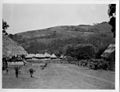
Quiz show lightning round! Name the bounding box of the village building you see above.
[3,34,27,58]
[3,34,28,67]
[50,53,57,59]
[101,44,115,71]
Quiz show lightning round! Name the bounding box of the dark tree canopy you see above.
[108,4,116,17]
[64,44,96,60]
[2,20,9,35]
[109,17,116,37]
[108,4,116,38]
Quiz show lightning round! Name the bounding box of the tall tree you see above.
[2,20,9,35]
[108,4,116,38]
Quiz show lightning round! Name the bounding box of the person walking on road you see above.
[6,67,9,74]
[29,68,35,78]
[14,67,19,78]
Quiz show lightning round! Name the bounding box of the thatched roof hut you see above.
[101,44,115,71]
[2,34,27,58]
[101,44,115,59]
[50,54,57,59]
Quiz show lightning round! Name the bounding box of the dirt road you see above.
[2,63,115,89]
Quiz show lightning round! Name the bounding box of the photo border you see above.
[0,0,119,92]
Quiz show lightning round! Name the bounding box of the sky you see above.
[3,4,109,34]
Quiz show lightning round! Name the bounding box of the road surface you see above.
[2,63,115,89]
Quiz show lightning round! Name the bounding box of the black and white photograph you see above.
[1,0,119,91]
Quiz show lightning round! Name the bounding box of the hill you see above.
[11,22,114,54]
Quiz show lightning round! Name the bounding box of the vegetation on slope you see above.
[11,22,114,57]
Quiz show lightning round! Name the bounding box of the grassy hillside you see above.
[11,22,114,54]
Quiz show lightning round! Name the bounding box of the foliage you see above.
[87,59,109,70]
[108,4,116,17]
[11,22,114,54]
[2,20,9,35]
[54,50,62,58]
[108,4,116,37]
[8,34,14,39]
[64,44,96,60]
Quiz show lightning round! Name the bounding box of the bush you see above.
[87,59,109,70]
[79,59,88,67]
[63,44,74,57]
[54,50,62,58]
[64,44,96,60]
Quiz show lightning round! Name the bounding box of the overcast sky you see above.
[3,4,109,34]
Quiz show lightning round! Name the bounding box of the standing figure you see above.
[6,67,9,74]
[14,67,19,78]
[29,68,35,78]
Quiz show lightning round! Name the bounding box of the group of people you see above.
[12,63,48,78]
[3,55,48,78]
[14,67,35,78]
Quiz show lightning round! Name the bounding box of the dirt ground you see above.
[2,62,115,89]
